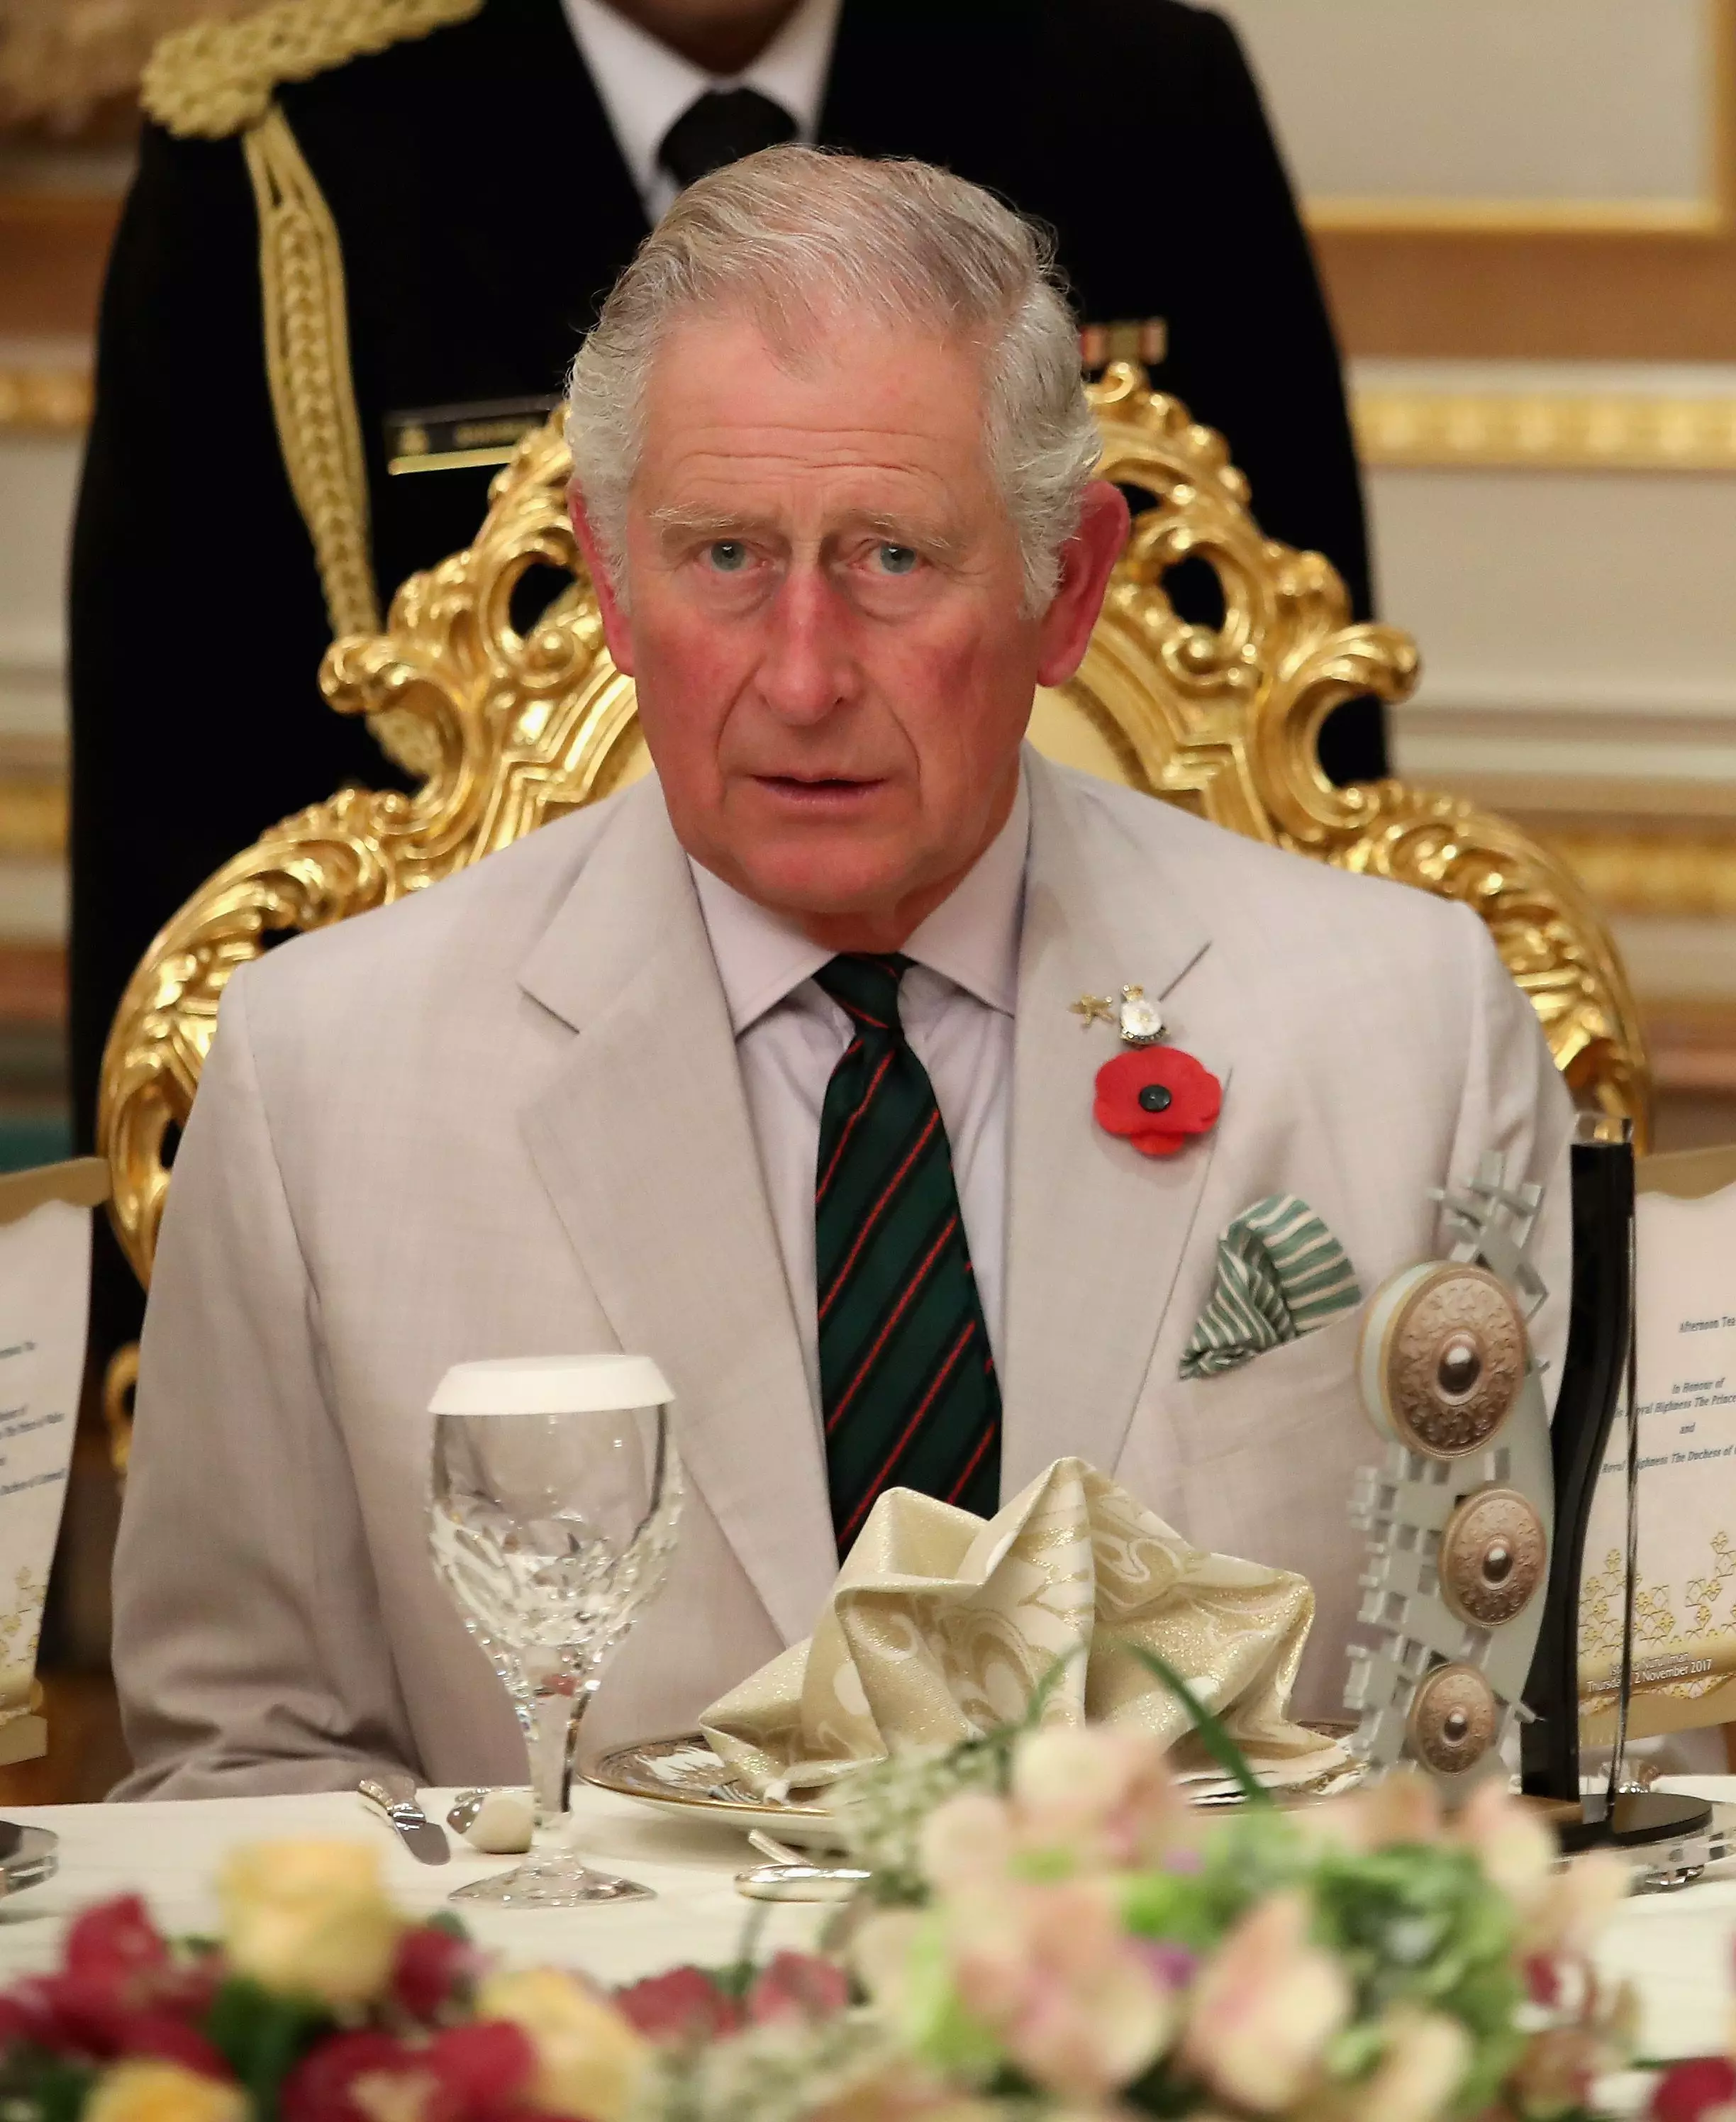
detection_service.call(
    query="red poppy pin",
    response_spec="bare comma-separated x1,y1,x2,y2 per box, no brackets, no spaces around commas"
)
1073,984,1222,1158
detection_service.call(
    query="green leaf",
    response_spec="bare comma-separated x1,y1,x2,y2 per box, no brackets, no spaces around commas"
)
898,1922,1004,2084
204,1976,331,2118
1120,2055,1213,2118
1118,1642,1269,1806
0,2056,97,2122
723,1901,773,2001
1118,1869,1218,1950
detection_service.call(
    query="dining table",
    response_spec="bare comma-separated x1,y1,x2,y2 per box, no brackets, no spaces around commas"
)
0,1775,1732,2072
0,1779,827,1992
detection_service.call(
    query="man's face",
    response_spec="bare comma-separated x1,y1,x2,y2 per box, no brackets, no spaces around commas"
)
574,311,1125,945
599,0,801,73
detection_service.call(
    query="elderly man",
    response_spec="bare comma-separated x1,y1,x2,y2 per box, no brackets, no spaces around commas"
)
71,0,1378,1422
111,149,1568,1799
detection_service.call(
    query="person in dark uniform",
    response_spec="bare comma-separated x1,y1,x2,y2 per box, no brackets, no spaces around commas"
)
69,0,1376,1365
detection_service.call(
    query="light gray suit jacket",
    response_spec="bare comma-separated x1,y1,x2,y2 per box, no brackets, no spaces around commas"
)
111,752,1572,1796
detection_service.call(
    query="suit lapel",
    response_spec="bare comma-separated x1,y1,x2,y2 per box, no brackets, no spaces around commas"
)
516,783,836,1645
1001,758,1230,1491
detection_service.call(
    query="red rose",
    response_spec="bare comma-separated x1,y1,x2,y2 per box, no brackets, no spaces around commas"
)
63,1896,169,1993
745,1952,850,2026
1653,2057,1736,2122
423,2021,539,2112
283,2022,542,2122
614,1965,742,2043
281,2030,411,2122
391,1923,477,2021
0,1974,227,2076
1094,1047,1221,1157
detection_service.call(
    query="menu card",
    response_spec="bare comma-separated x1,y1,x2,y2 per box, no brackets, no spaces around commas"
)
1580,1144,1736,1745
0,1159,107,1767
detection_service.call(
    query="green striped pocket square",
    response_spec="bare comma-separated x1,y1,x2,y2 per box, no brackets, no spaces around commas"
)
1179,1194,1362,1381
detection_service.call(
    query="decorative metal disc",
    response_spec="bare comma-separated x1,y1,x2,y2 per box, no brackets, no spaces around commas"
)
1407,1662,1499,1775
1438,1485,1547,1628
1379,1263,1526,1458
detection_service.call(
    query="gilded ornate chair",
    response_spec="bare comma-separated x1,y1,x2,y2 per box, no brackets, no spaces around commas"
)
99,364,1648,1306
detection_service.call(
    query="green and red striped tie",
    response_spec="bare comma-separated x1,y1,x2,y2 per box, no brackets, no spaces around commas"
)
813,954,1001,1556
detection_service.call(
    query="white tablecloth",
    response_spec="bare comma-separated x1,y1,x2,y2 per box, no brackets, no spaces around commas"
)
0,1778,1730,2064
0,1784,825,1992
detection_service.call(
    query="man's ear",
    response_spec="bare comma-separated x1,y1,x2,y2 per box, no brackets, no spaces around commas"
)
1034,480,1131,689
568,487,636,677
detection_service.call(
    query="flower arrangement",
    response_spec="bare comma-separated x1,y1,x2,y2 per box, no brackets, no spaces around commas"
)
0,1716,1634,2122
840,1728,1632,2122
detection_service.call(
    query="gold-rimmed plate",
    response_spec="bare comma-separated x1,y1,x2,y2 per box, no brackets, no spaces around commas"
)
584,1729,1364,1848
584,1734,845,1848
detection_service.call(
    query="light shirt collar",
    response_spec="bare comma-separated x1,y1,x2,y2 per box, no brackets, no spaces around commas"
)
562,0,842,221
691,774,1030,1036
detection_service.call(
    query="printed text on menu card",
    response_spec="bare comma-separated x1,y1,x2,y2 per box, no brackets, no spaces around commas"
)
1581,1182,1736,1732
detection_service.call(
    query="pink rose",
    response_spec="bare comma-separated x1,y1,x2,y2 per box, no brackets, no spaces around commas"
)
1180,1891,1352,2111
1348,2009,1470,2122
947,1878,1175,2100
1011,1728,1192,1872
1450,1781,1555,1916
1309,1770,1442,1855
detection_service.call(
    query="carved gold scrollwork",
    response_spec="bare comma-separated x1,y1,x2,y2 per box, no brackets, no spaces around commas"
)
98,367,1649,1290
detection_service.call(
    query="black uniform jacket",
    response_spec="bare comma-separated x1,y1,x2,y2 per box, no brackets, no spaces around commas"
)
69,0,1376,1350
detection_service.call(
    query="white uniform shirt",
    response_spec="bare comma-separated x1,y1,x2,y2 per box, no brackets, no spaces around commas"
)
689,779,1028,1416
561,0,843,222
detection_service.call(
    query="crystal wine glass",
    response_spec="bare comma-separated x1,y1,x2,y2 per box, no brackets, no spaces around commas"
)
427,1353,682,1906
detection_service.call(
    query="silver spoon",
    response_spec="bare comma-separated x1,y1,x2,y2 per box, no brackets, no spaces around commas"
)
735,1828,869,1903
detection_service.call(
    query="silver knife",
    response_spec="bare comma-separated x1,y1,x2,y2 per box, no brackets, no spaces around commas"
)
358,1773,450,1865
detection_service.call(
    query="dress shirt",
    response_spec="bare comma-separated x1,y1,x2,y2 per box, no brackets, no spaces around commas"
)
690,779,1029,1416
562,0,842,222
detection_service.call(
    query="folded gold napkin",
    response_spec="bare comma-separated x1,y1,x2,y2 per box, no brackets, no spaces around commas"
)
701,1457,1331,1796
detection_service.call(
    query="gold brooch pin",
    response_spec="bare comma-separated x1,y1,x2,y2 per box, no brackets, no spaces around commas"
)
1070,993,1118,1030
1071,985,1166,1046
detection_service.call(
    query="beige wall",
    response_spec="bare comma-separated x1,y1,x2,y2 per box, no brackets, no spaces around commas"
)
1223,0,1720,221
0,340,79,957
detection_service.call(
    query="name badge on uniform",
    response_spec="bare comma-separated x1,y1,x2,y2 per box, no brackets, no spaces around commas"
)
386,396,560,476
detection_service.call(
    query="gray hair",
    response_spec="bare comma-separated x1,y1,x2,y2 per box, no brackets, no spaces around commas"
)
565,145,1101,613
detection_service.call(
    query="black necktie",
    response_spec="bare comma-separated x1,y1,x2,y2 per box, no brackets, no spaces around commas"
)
813,955,1001,1557
657,87,799,192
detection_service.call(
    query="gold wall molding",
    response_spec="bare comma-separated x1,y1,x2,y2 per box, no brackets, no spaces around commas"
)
1313,197,1728,239
1356,386,1736,470
0,365,90,430
0,776,66,861
42,771,1734,921
1531,825,1736,920
13,357,1736,477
